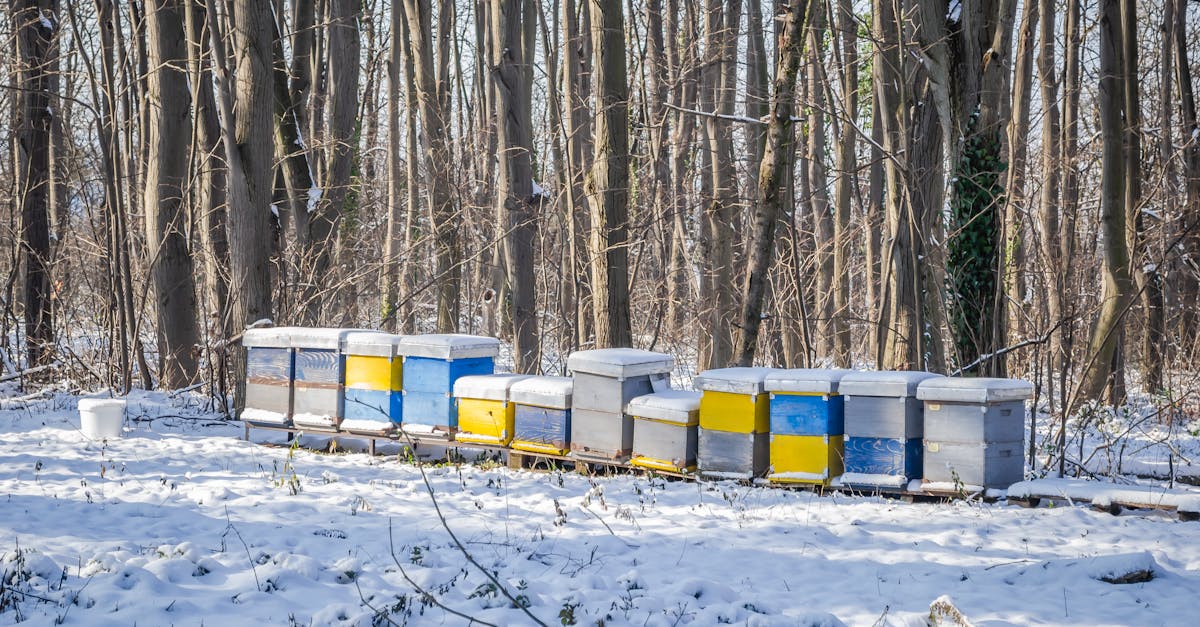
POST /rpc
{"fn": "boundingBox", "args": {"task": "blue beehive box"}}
[290,328,364,430]
[341,331,405,435]
[840,371,942,490]
[511,376,573,455]
[764,369,850,436]
[396,334,500,437]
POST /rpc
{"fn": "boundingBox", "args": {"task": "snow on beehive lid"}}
[453,374,533,401]
[626,390,701,424]
[764,368,852,394]
[916,377,1033,404]
[840,370,943,398]
[343,332,403,357]
[566,348,674,378]
[396,334,501,360]
[243,327,299,349]
[510,376,573,408]
[287,327,367,350]
[693,367,777,395]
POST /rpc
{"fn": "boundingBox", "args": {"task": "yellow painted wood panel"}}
[768,434,845,485]
[511,440,570,456]
[456,398,515,445]
[345,355,402,391]
[630,456,696,474]
[699,390,769,433]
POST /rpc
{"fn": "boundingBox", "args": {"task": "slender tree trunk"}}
[807,3,832,360]
[1080,0,1133,402]
[830,0,856,367]
[1177,0,1200,361]
[1036,0,1062,392]
[144,0,201,388]
[14,0,57,370]
[733,1,809,367]
[586,0,633,348]
[491,0,540,372]
[1005,0,1038,344]
[382,0,404,332]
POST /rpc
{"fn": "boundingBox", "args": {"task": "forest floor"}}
[1,388,1199,626]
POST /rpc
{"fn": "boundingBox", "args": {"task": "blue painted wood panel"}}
[513,405,571,449]
[344,388,402,424]
[294,349,342,384]
[247,347,293,382]
[402,390,456,428]
[402,356,494,394]
[769,393,844,436]
[844,437,922,478]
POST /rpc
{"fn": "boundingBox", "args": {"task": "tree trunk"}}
[585,0,633,348]
[382,0,404,332]
[1005,0,1038,345]
[491,0,540,372]
[1177,0,1200,362]
[830,0,856,367]
[807,3,832,360]
[1079,0,1133,402]
[144,0,201,388]
[1036,0,1062,393]
[732,1,809,367]
[14,0,57,370]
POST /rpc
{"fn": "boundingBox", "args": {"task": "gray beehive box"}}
[628,390,701,473]
[242,327,298,426]
[841,371,942,439]
[568,349,673,461]
[917,377,1033,489]
[698,429,769,479]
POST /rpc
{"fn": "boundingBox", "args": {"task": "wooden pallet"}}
[1006,480,1200,522]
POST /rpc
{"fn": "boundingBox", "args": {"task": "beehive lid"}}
[397,334,501,360]
[626,390,701,424]
[764,368,851,394]
[343,331,403,357]
[510,376,573,408]
[566,348,674,378]
[243,327,297,348]
[693,367,776,395]
[453,374,533,401]
[840,371,944,398]
[917,377,1034,403]
[287,327,365,350]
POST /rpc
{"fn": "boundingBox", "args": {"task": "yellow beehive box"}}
[345,354,402,391]
[768,434,845,485]
[695,368,775,434]
[453,374,531,446]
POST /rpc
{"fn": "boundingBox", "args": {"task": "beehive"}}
[510,376,574,455]
[917,377,1033,490]
[397,334,500,437]
[568,348,674,462]
[241,327,297,426]
[767,434,845,484]
[694,367,774,479]
[291,328,362,430]
[340,332,404,435]
[765,369,849,485]
[454,374,533,446]
[839,371,942,490]
[629,390,701,474]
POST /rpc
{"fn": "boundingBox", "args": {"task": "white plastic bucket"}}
[78,398,127,439]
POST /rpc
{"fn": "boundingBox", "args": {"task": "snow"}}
[2,391,1200,626]
[693,367,776,395]
[343,331,403,358]
[764,368,852,394]
[567,349,675,378]
[916,377,1034,404]
[840,473,908,489]
[238,408,289,425]
[509,376,573,409]
[768,471,830,482]
[242,327,295,349]
[306,186,322,214]
[396,334,501,360]
[292,413,337,428]
[626,390,701,424]
[452,374,533,402]
[288,328,367,350]
[336,419,395,435]
[840,371,943,398]
[1008,478,1200,513]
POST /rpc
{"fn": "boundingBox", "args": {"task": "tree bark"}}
[1080,0,1134,402]
[732,1,809,367]
[491,0,541,372]
[585,0,633,348]
[145,0,201,388]
[830,0,856,367]
[1177,0,1200,361]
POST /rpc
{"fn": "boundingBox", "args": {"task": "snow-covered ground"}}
[2,390,1198,626]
